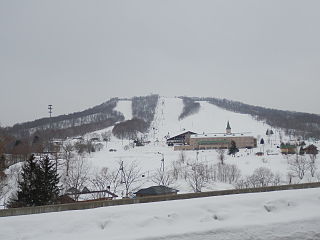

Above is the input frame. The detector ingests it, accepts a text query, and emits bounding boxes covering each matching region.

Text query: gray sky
[1,0,320,126]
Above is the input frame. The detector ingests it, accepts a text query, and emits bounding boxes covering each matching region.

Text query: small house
[134,186,179,198]
[302,144,318,155]
[280,144,297,154]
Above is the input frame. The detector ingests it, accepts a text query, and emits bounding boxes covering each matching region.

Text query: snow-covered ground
[114,100,132,121]
[1,96,320,239]
[82,97,318,196]
[1,97,319,204]
[1,188,320,240]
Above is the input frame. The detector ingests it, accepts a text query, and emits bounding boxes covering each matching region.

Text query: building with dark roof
[166,131,196,146]
[134,186,179,198]
[174,122,257,151]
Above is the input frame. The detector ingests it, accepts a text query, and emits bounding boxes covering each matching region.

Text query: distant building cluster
[167,122,257,151]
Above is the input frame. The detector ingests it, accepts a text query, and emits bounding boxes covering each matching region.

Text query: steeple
[226,121,231,134]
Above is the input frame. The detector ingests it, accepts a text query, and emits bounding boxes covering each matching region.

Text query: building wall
[174,136,256,151]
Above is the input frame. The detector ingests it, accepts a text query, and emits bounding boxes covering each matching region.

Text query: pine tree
[38,156,60,205]
[228,141,239,156]
[10,155,41,207]
[8,155,60,208]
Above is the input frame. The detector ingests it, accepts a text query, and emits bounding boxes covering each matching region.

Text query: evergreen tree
[8,155,60,208]
[228,141,239,156]
[260,138,265,145]
[10,155,41,207]
[38,156,60,205]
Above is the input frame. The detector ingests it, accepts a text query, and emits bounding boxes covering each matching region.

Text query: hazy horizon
[1,0,320,126]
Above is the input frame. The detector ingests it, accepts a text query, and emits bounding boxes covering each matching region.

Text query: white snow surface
[151,97,269,141]
[2,97,320,239]
[115,100,132,121]
[75,97,319,196]
[1,188,320,240]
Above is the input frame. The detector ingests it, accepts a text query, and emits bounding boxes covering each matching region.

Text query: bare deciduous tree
[171,160,182,181]
[120,161,142,197]
[101,131,112,147]
[288,155,309,180]
[216,148,226,165]
[63,157,91,201]
[308,154,317,177]
[272,173,282,186]
[152,169,175,187]
[179,151,186,164]
[250,167,274,187]
[0,172,8,203]
[62,142,74,176]
[90,167,120,199]
[186,163,207,192]
[235,168,280,189]
[227,164,241,184]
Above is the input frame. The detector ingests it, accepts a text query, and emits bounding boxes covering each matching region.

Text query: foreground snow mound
[1,188,320,240]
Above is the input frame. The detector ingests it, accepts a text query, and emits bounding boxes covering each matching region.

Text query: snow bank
[1,188,320,240]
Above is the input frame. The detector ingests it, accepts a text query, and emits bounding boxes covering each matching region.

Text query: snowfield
[1,188,320,240]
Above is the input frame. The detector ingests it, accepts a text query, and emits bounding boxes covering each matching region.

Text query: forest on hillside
[112,95,159,139]
[178,97,201,120]
[6,98,124,138]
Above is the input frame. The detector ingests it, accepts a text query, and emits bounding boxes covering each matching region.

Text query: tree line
[5,98,124,139]
[132,94,159,128]
[178,97,201,120]
[190,97,320,139]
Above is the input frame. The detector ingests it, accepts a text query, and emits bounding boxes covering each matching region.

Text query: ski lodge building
[170,122,257,151]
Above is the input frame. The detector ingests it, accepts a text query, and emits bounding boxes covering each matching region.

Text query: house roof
[134,186,178,196]
[167,131,197,141]
[190,132,253,139]
[280,145,296,149]
[66,188,118,198]
[304,144,318,150]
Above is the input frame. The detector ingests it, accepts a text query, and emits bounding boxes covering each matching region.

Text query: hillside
[1,95,320,208]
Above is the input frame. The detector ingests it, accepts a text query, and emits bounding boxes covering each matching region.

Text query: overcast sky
[1,0,319,126]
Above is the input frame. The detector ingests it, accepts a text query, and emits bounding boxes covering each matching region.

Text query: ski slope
[83,96,317,195]
[151,97,273,142]
[114,100,132,121]
[1,188,320,240]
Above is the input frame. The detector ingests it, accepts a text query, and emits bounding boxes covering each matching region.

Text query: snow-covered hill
[151,97,272,141]
[2,96,319,206]
[80,96,318,196]
[1,188,320,240]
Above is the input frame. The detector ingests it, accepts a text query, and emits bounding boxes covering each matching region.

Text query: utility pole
[48,105,53,125]
[196,151,199,163]
[48,104,57,170]
[158,152,165,172]
[48,105,53,151]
